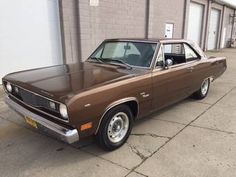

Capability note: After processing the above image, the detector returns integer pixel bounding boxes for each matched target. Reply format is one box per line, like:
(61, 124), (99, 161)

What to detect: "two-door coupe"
(2, 39), (226, 150)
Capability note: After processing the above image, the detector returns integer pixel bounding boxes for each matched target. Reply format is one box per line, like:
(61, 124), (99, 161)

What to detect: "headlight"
(6, 82), (12, 93)
(59, 104), (68, 119)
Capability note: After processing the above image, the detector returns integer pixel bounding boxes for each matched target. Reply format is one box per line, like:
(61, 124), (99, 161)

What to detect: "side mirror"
(165, 59), (173, 69)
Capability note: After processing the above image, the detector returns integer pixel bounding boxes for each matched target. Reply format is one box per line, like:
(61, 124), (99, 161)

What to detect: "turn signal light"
(81, 122), (93, 131)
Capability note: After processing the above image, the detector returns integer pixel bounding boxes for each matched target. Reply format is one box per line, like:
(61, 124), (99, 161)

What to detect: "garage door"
(0, 0), (63, 84)
(208, 8), (220, 50)
(187, 2), (204, 46)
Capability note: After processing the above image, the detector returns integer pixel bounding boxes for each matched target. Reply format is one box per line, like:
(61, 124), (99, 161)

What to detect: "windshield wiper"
(89, 57), (104, 63)
(89, 57), (132, 69)
(102, 58), (132, 69)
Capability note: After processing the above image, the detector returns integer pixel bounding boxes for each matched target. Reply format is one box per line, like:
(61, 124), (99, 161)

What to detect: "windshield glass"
(90, 41), (157, 68)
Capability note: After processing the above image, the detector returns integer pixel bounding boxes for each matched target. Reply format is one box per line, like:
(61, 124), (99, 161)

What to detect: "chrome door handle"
(187, 67), (194, 70)
(140, 92), (150, 98)
(187, 67), (194, 72)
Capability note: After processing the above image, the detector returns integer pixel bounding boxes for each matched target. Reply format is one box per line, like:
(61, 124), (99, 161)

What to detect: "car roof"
(104, 38), (190, 43)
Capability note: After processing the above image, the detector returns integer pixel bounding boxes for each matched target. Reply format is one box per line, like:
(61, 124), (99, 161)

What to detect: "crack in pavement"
(131, 133), (171, 139)
(153, 118), (187, 126)
(125, 171), (148, 177)
(196, 101), (213, 106)
(80, 147), (131, 171)
(0, 114), (131, 172)
(0, 111), (132, 172)
(125, 86), (236, 177)
(189, 124), (236, 135)
(126, 142), (147, 160)
(1, 87), (236, 177)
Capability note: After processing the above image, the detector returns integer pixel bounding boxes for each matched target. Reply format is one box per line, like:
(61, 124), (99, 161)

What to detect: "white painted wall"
(0, 0), (63, 84)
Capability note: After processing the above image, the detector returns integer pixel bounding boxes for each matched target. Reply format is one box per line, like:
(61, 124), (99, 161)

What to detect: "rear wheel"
(192, 78), (210, 99)
(96, 105), (133, 151)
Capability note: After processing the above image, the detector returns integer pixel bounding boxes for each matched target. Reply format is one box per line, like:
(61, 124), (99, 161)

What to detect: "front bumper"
(5, 96), (79, 144)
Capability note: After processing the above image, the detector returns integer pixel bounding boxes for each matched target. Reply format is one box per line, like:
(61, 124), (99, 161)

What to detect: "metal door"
(187, 2), (204, 46)
(208, 9), (220, 50)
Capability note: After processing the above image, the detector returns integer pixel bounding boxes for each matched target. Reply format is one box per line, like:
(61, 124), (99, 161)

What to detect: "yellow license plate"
(25, 116), (38, 129)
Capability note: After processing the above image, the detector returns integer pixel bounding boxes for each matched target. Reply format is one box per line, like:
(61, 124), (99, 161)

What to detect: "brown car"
(2, 38), (226, 150)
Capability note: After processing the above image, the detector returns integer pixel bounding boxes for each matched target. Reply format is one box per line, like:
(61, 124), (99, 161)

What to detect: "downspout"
(230, 9), (236, 47)
(75, 0), (84, 90)
(145, 0), (150, 38)
(75, 0), (82, 61)
(204, 0), (212, 51)
(58, 0), (67, 64)
(182, 0), (188, 39)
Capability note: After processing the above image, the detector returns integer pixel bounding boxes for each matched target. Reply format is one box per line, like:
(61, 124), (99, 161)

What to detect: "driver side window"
(163, 43), (186, 66)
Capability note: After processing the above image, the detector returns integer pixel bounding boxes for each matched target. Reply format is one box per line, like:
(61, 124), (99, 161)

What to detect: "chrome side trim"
(5, 96), (79, 144)
(95, 97), (139, 134)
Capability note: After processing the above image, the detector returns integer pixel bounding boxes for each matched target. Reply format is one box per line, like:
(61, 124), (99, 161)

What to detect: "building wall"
(60, 0), (236, 64)
(177, 0), (235, 50)
(148, 0), (185, 39)
(59, 0), (80, 63)
(79, 0), (147, 60)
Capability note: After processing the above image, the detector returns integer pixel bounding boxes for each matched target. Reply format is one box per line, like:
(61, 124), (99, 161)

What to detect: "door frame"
(165, 23), (175, 38)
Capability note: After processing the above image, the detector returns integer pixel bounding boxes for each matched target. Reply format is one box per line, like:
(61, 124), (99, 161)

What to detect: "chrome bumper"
(5, 96), (79, 144)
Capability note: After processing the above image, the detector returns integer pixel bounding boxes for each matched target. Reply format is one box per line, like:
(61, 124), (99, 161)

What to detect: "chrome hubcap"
(107, 112), (129, 143)
(201, 79), (209, 96)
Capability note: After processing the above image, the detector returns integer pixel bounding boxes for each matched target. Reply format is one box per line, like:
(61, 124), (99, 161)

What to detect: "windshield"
(89, 41), (157, 68)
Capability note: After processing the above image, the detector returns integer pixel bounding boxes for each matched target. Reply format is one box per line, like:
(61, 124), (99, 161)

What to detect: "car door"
(183, 43), (207, 94)
(151, 43), (194, 111)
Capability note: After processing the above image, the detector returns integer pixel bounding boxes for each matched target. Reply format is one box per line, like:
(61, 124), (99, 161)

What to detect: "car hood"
(3, 62), (138, 103)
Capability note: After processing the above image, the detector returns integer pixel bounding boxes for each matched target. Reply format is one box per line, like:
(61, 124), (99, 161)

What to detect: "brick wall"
(60, 0), (80, 63)
(61, 0), (185, 63)
(79, 0), (147, 60)
(60, 0), (236, 64)
(148, 0), (185, 39)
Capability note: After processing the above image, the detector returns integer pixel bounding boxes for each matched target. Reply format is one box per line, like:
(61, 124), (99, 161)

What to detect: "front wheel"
(192, 78), (210, 100)
(95, 105), (133, 151)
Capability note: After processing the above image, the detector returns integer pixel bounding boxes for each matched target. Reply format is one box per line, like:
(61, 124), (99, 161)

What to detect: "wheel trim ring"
(201, 79), (209, 96)
(107, 112), (129, 143)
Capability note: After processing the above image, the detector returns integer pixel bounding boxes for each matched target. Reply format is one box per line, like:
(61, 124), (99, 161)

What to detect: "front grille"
(20, 89), (38, 106)
(9, 95), (71, 128)
(2, 80), (68, 122)
(19, 89), (50, 109)
(10, 86), (62, 120)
